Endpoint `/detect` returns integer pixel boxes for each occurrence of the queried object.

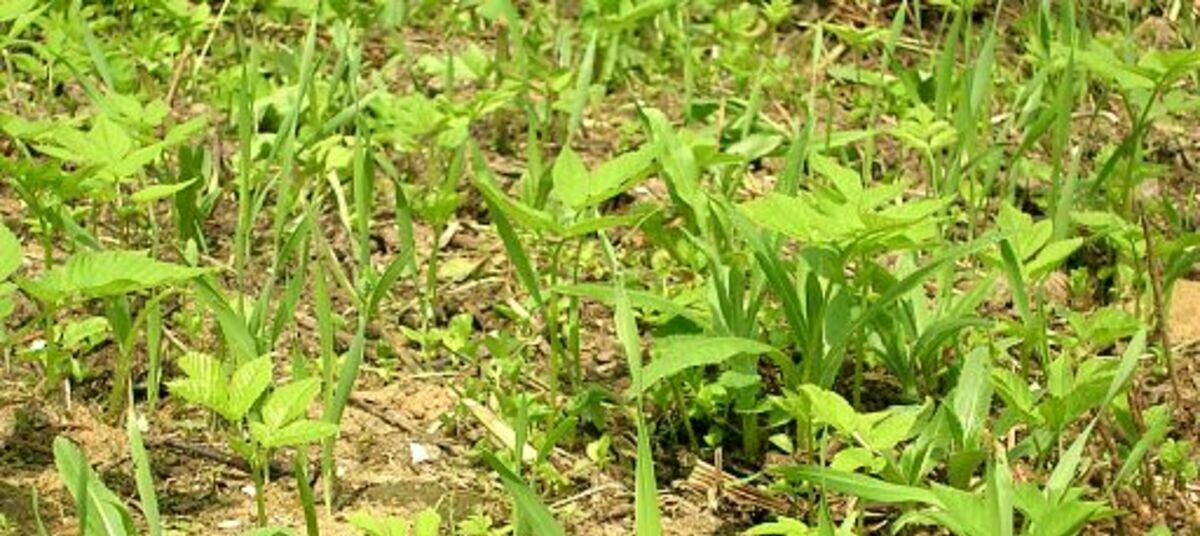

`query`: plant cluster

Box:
[1,0,1199,535]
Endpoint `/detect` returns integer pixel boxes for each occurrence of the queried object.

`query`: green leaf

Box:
[615,285,645,395]
[1112,404,1171,490]
[1026,238,1082,279]
[53,437,134,536]
[798,385,862,436]
[551,145,589,208]
[809,153,861,198]
[997,238,1031,322]
[411,508,441,536]
[950,347,992,447]
[642,108,707,228]
[480,451,566,536]
[167,352,226,414]
[125,411,161,536]
[256,419,339,448]
[634,335,778,396]
[348,511,409,536]
[0,222,21,281]
[776,466,941,505]
[551,283,703,324]
[635,414,662,536]
[24,250,208,302]
[130,178,198,204]
[262,377,321,430]
[223,357,272,421]
[581,146,655,207]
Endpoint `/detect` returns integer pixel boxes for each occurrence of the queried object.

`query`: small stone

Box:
[411,442,433,465]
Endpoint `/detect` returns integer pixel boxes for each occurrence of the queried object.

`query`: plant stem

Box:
[1138,205,1182,411]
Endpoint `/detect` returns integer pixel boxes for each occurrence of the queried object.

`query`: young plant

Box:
[168,353,337,526]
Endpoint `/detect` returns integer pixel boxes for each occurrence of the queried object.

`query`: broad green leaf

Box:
[1026,238,1082,279]
[480,451,566,536]
[864,405,923,451]
[798,385,862,436]
[776,466,940,505]
[347,511,409,536]
[411,509,441,536]
[634,335,778,395]
[256,419,339,448]
[551,145,589,208]
[926,484,995,536]
[25,250,208,302]
[223,357,272,421]
[738,193,830,243]
[950,347,992,447]
[1074,42,1156,91]
[809,153,862,198]
[1027,499,1101,536]
[0,0,37,22]
[262,378,321,430]
[0,223,21,281]
[167,352,225,414]
[582,146,655,207]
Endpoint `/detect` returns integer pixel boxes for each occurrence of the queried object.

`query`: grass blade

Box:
[126,410,161,536]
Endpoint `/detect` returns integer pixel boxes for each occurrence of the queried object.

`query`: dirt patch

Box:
[1169,279,1200,344]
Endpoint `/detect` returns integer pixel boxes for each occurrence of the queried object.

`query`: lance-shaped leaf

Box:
[633,335,780,396]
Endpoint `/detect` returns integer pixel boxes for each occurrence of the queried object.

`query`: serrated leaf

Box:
[223,357,272,421]
[258,419,339,448]
[262,378,321,430]
[167,352,225,414]
[26,250,208,302]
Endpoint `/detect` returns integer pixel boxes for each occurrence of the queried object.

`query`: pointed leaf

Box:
[262,378,321,430]
[635,335,778,395]
[224,357,272,421]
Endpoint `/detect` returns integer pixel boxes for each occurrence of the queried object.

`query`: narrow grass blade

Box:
[635,413,662,536]
[145,297,163,412]
[126,410,161,536]
[481,451,566,536]
[776,466,941,506]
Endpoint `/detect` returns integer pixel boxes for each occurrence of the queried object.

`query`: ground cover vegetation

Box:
[2,0,1200,534]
